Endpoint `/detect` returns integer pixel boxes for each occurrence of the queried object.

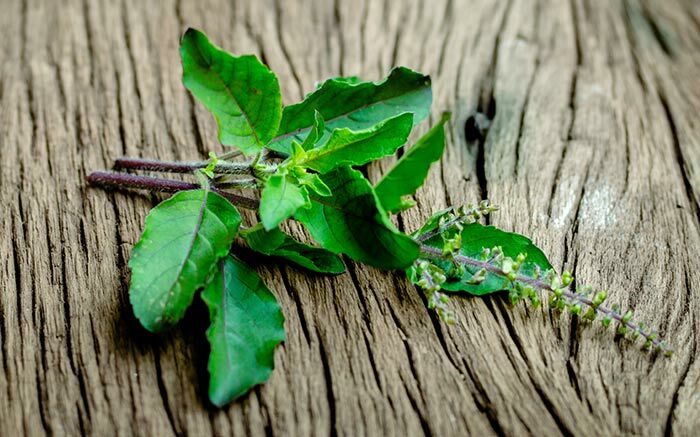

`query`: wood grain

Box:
[1,0,699,435]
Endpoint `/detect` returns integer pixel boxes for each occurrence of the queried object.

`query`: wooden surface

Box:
[1,0,699,435]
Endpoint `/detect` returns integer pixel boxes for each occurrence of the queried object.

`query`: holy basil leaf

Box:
[301,112,414,174]
[295,167,420,269]
[298,172,331,197]
[300,111,325,150]
[375,112,450,213]
[180,28,282,154]
[415,222,553,295]
[259,174,309,230]
[201,255,285,406]
[268,67,432,154]
[328,76,363,86]
[242,227,345,274]
[129,189,241,332]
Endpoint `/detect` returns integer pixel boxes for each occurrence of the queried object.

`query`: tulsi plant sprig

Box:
[86,28,670,408]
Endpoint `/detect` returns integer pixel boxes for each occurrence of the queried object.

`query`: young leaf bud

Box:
[557,298,566,311]
[562,270,573,287]
[592,290,607,307]
[584,308,597,321]
[622,310,633,324]
[479,248,491,260]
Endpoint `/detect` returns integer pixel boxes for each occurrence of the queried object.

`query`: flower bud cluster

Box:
[442,200,499,230]
[467,249,672,356]
[414,260,455,325]
[414,200,671,357]
[416,200,498,243]
[484,250,541,307]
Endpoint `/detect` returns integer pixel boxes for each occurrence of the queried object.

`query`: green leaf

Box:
[301,113,414,174]
[295,166,420,269]
[259,174,309,231]
[268,67,432,154]
[180,28,282,154]
[376,112,450,213]
[298,172,331,197]
[300,111,325,150]
[129,190,241,332]
[328,76,363,86]
[413,222,553,295]
[286,165,332,197]
[242,227,345,274]
[202,256,285,406]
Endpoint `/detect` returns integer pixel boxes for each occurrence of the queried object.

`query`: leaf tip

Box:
[180,27,202,46]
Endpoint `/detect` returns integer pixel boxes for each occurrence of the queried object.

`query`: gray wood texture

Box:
[1,0,699,435]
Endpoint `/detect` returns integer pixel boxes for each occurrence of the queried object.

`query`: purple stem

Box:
[419,244,669,353]
[113,157,252,175]
[86,171,260,209]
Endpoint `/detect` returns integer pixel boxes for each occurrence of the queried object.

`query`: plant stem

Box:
[86,171,260,209]
[418,244,669,353]
[218,150,243,160]
[113,157,253,175]
[215,179,258,189]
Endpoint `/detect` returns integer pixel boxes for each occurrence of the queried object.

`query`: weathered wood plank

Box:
[1,0,699,435]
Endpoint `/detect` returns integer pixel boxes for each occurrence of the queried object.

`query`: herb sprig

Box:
[86,28,670,407]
